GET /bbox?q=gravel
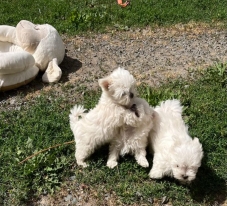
[1,24,227,109]
[62,24,227,88]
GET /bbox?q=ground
[1,24,227,205]
[1,23,227,106]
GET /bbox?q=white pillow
[0,42,35,74]
[0,65,39,91]
[0,41,39,91]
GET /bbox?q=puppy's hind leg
[123,107,139,127]
[75,145,92,168]
[135,149,149,167]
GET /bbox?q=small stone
[161,196,169,204]
[64,194,73,202]
[10,98,16,105]
[136,191,142,197]
[148,197,153,204]
[72,197,77,205]
[69,176,76,181]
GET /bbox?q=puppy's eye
[176,165,179,168]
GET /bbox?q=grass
[0,0,227,205]
[0,0,227,34]
[0,64,226,205]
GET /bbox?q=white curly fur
[107,97,155,168]
[69,67,139,167]
[148,99,203,183]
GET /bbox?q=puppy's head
[170,137,203,184]
[130,97,155,120]
[98,67,136,106]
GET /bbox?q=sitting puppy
[107,97,155,168]
[148,99,203,184]
[69,67,138,167]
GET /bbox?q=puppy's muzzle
[130,104,139,117]
[182,175,189,180]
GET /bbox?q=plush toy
[0,20,65,91]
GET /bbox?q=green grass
[0,65,226,205]
[0,0,227,34]
[0,0,227,205]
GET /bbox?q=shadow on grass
[189,164,227,205]
[153,158,227,205]
[0,53,82,101]
[86,144,109,166]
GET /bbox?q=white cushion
[0,65,39,91]
[0,25,16,44]
[0,41,39,91]
[0,42,35,74]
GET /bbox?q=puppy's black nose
[130,92,134,98]
[182,175,188,179]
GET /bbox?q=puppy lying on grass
[149,99,203,184]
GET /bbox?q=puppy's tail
[158,99,183,115]
[69,105,86,126]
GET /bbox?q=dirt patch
[1,23,227,105]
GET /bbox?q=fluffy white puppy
[148,99,203,184]
[107,97,155,168]
[69,67,139,167]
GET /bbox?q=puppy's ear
[193,137,200,144]
[193,137,203,150]
[193,137,204,158]
[98,78,111,91]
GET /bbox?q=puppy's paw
[107,160,118,169]
[130,104,139,117]
[149,169,163,179]
[77,161,88,168]
[137,157,149,167]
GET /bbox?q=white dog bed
[0,41,39,91]
[0,20,65,91]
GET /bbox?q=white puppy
[148,99,203,183]
[107,97,155,168]
[69,67,139,167]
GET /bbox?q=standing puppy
[107,97,155,168]
[69,67,138,167]
[149,99,203,183]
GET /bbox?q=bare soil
[1,23,227,106]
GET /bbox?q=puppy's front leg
[107,143,120,169]
[124,104,140,126]
[135,149,149,167]
[148,154,164,179]
[149,166,164,179]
